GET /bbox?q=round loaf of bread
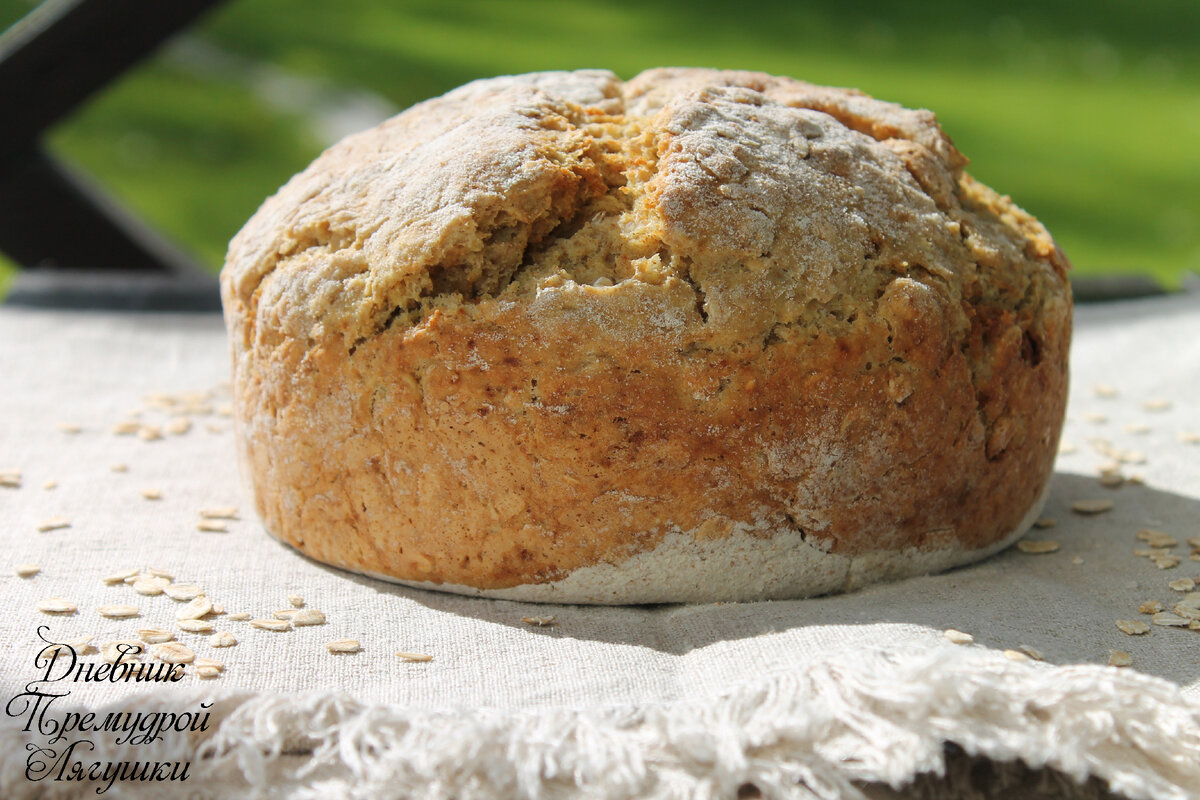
[221,68,1071,604]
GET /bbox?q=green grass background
[1,0,1198,295]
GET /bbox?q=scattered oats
[1169,578,1196,592]
[36,597,77,614]
[0,468,21,488]
[103,568,139,585]
[101,641,144,663]
[162,583,204,601]
[522,615,557,626]
[111,421,140,435]
[176,596,213,621]
[1191,553,1200,562]
[1058,441,1077,455]
[137,628,174,644]
[1172,604,1200,621]
[1139,600,1165,615]
[1116,450,1147,465]
[1188,538,1200,549]
[326,638,361,654]
[216,403,233,417]
[42,480,57,490]
[1018,645,1045,661]
[1108,651,1132,667]
[1152,612,1189,627]
[197,520,228,533]
[144,567,173,580]
[44,636,94,657]
[196,665,221,679]
[1092,384,1118,398]
[1071,556,1084,565]
[110,463,128,473]
[227,612,251,621]
[1177,592,1200,610]
[209,631,237,648]
[287,594,304,608]
[143,392,177,409]
[1033,517,1056,529]
[943,629,973,645]
[396,651,433,662]
[166,417,192,435]
[1116,619,1150,635]
[97,605,139,619]
[195,657,224,671]
[36,517,70,532]
[1017,540,1060,554]
[1179,432,1200,445]
[1128,474,1145,486]
[249,618,290,632]
[292,609,326,626]
[1082,412,1108,424]
[132,577,170,596]
[177,619,214,633]
[273,609,298,620]
[1142,398,1172,412]
[1136,529,1177,548]
[152,642,195,664]
[1098,473,1124,488]
[210,603,225,615]
[1072,499,1114,515]
[138,425,163,442]
[140,488,162,501]
[199,507,238,520]
[1123,422,1151,435]
[1153,555,1181,570]
[57,422,82,434]
[1002,649,1029,662]
[15,563,40,578]
[1192,620,1200,631]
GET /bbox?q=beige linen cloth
[1,290,1199,800]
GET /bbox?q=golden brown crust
[221,68,1071,600]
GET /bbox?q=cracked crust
[221,68,1072,604]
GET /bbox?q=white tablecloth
[1,290,1199,799]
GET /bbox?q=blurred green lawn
[1,0,1198,296]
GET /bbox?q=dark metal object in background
[0,0,226,309]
